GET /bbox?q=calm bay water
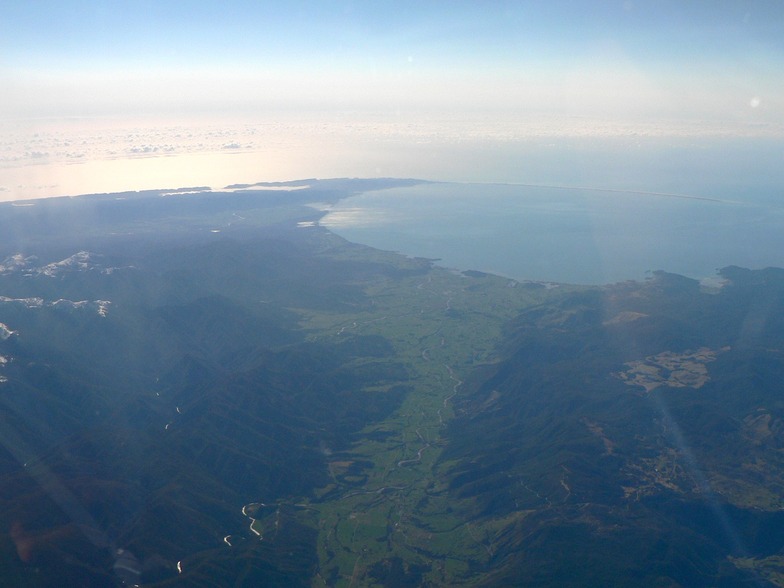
[320,138,784,285]
[321,181,784,285]
[6,126,783,286]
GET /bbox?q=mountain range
[1,180,783,586]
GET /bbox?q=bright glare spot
[750,97,761,108]
[407,55,414,63]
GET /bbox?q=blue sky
[1,1,783,200]
[3,1,781,64]
[2,0,782,119]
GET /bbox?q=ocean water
[321,140,784,284]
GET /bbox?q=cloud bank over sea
[3,111,782,202]
[2,2,782,201]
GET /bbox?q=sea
[4,123,783,286]
[321,138,784,285]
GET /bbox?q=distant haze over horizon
[2,1,783,201]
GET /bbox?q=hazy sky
[1,1,783,200]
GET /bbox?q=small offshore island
[2,179,784,587]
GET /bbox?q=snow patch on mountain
[0,297,111,317]
[0,323,16,340]
[39,251,99,276]
[0,254,38,274]
[0,296,45,308]
[0,251,130,277]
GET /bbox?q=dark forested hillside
[0,181,427,586]
[443,268,784,586]
[2,182,784,587]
